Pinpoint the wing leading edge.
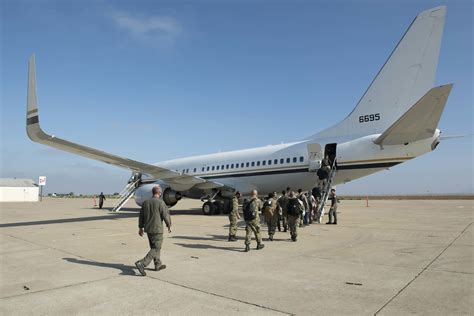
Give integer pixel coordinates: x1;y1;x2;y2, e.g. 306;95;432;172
26;55;224;192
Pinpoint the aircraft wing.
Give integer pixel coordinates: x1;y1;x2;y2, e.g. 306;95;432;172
374;84;453;146
26;55;224;192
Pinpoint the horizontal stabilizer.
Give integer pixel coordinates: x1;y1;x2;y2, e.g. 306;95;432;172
374;84;453;146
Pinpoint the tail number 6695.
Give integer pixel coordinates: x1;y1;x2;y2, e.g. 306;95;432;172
359;113;380;123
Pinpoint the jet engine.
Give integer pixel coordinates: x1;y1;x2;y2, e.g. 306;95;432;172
134;183;182;207
162;188;182;207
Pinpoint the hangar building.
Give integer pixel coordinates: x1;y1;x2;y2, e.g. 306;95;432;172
0;178;39;202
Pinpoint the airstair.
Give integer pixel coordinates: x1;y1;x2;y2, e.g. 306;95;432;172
112;177;141;212
317;159;337;219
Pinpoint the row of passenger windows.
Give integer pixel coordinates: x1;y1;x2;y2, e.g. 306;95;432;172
181;156;305;174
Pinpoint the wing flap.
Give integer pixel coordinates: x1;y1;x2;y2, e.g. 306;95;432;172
374;84;453;146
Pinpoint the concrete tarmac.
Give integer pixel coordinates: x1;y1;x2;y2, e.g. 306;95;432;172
0;198;472;315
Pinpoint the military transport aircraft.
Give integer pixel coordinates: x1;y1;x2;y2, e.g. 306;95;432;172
26;6;452;215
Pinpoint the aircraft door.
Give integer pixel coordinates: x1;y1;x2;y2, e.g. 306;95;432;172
307;143;323;172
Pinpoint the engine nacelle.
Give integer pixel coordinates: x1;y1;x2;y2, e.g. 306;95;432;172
162;188;182;207
134;183;182;207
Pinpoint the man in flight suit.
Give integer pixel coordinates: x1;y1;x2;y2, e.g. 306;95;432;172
244;190;265;252
228;191;241;241
135;185;171;276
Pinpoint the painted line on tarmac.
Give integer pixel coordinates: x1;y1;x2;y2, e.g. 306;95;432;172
374;222;473;315
148;275;293;315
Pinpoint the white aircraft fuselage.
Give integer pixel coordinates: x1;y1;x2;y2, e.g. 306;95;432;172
134;131;439;205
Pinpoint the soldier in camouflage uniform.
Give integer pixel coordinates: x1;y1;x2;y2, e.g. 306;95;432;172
287;191;302;242
262;192;279;241
228;191;241;241
244;190;265;252
277;190;289;232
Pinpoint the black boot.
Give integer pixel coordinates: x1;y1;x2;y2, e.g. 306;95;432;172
269;235;273;241
256;242;265;250
228;235;232;241
230;236;237;242
244;244;250;252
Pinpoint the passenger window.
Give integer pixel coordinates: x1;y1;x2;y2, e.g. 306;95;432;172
251;162;255;167
221;165;224;170
202;167;205;172
186;169;189;173
280;158;284;164
207;166;210;171
194;168;197;172
216;166;220;170
246;162;250;167
274;159;278;164
268;160;271;165
231;164;234;168
182;169;185;173
236;164;239;169
262;160;266;166
226;164;229;169
293;157;297;163
257;161;260;166
212;166;215;171
241;163;244;168
300;156;304;162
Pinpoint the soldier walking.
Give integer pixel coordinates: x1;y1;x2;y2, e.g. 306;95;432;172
228;191;241;241
262;192;278;241
135;185;171;276
287;191;302;242
243;190;265;252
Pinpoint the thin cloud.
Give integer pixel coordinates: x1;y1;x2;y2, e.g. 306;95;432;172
110;11;182;45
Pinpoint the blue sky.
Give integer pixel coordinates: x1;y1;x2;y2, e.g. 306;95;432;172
1;0;472;195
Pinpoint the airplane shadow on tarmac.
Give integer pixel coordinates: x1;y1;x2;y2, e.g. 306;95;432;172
173;242;243;252
0;211;138;228
63;257;138;276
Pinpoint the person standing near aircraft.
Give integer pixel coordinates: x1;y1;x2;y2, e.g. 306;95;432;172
298;189;308;227
277;190;289;232
326;188;338;225
135;185;171;276
228;191;241;241
98;192;106;209
262;192;278;241
287;191;302;242
307;191;316;224
243;190;265;252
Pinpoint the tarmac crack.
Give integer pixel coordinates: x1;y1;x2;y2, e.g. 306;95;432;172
0;275;121;300
147;276;293;315
373;222;473;315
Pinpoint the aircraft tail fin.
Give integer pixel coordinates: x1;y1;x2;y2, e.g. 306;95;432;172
374;84;452;146
312;6;447;139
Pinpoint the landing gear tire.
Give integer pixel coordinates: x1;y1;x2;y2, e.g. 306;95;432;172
212;201;222;215
202;201;215;216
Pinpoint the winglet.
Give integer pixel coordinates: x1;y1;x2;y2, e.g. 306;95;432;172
27;54;39;127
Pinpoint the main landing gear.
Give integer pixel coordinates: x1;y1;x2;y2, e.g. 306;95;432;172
201;191;232;216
